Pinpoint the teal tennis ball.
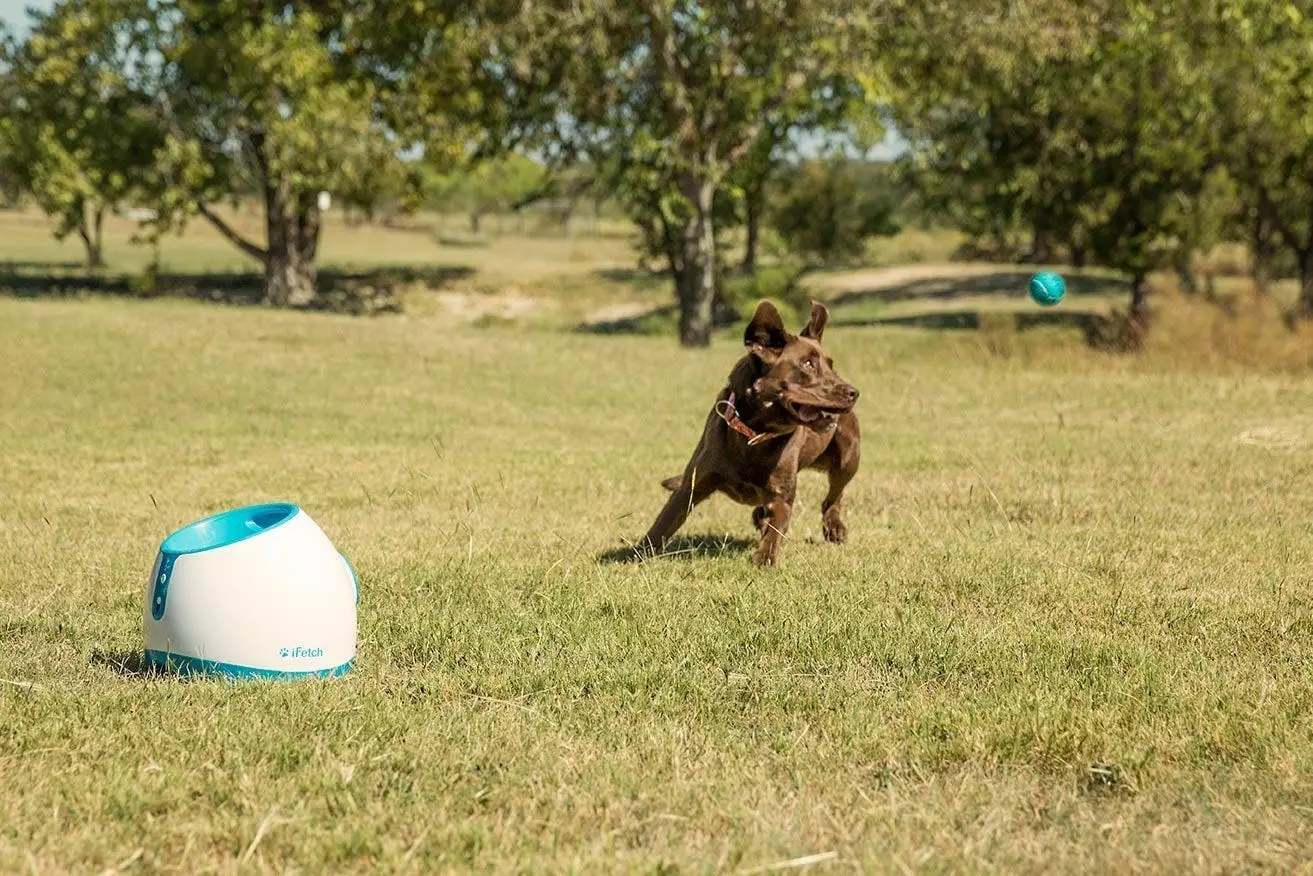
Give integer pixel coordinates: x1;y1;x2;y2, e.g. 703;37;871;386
1029;271;1066;307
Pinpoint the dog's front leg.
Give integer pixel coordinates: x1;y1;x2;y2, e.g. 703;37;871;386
751;462;799;567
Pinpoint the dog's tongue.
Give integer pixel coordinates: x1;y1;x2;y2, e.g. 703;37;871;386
795;404;821;423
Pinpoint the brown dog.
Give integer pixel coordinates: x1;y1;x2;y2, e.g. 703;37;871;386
642;299;860;566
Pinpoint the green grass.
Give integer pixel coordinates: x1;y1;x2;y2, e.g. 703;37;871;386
3;286;1313;873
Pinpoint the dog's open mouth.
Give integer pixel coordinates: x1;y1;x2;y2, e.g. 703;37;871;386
785;399;849;424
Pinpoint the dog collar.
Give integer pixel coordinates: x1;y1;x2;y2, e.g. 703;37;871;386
715;391;796;447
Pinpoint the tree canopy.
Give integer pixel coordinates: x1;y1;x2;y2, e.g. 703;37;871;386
4;0;1313;343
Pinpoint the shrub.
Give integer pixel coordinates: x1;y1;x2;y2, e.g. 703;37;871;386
721;265;810;327
771;158;903;266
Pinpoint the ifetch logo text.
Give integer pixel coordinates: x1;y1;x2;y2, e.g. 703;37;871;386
279;646;325;659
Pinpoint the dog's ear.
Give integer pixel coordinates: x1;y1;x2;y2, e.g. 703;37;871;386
800;300;829;342
744;300;789;360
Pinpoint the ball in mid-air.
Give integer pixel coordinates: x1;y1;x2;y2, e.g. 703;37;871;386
1029;271;1066;307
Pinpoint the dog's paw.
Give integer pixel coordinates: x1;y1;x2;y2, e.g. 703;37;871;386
750;547;778;567
822;517;848;544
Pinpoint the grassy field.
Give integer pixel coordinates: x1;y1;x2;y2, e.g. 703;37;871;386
3;214;1313;873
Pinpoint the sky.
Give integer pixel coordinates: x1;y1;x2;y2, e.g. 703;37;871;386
0;0;51;37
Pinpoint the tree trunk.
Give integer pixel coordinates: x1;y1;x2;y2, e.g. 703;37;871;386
77;202;105;269
1127;271;1151;347
1174;249;1197;295
1251;211;1273;297
562;197;577;238
1029;223;1052;263
1070;244;1087;269
470;211;482;234
264;181;319;308
1297;250;1313;322
741;182;763;275
677;177;717;347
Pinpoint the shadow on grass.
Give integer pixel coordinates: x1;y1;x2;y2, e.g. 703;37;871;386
853;308;1109;340
90;648;161;678
0;264;476;315
576;268;1130;337
828;270;1128;309
598;533;758;565
593;267;658;284
577;303;678;336
0;259;86;272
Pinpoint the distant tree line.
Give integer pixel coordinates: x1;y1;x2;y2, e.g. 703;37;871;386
1;0;1311;347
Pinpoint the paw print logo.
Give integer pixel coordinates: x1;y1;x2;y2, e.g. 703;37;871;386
278;648;289;657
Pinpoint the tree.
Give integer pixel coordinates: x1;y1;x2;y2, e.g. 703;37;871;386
893;0;1218;341
0;25;16;206
140;0;413;307
724;88;875;276
1069;2;1218;335
0;0;164;268
504;0;876;346
772;157;902;265
1213;0;1313;319
425;153;546;233
886;0;1102;261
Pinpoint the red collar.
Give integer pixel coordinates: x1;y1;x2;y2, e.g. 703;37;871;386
714;391;794;447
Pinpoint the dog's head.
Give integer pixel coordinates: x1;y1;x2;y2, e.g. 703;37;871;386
742;299;859;427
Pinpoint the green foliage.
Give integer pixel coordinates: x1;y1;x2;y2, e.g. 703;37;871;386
893;0;1220;334
721;265;808;326
771;159;903;266
1212;0;1313;313
0;0;165;266
423;154;547;229
500;0;880;344
150;2;403;226
1;0;503;303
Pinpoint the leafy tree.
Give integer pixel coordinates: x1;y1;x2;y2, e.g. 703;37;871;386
498;0;877;346
425;153;546;233
893;0;1218;340
0;0;164;268
1213;0;1313;318
1070;1;1218;334
141;0;412;307
0;25;16;206
723;88;874;276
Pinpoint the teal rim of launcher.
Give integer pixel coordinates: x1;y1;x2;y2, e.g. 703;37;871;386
151;502;305;622
144;650;354;681
160;502;300;556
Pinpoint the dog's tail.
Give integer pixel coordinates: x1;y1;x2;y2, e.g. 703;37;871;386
660;476;682;492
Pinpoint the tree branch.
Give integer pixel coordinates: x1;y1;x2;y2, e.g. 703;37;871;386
722;63;815;169
643;0;699;150
196;202;267;263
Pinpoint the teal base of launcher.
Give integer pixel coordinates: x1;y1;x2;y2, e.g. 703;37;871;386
144;650;354;681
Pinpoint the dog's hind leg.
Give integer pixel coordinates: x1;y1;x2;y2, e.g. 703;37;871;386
643;467;721;555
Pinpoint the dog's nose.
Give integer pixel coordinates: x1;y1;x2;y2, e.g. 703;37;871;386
846;386;860;403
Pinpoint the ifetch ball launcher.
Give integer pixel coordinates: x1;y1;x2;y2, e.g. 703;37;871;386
143;502;357;680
